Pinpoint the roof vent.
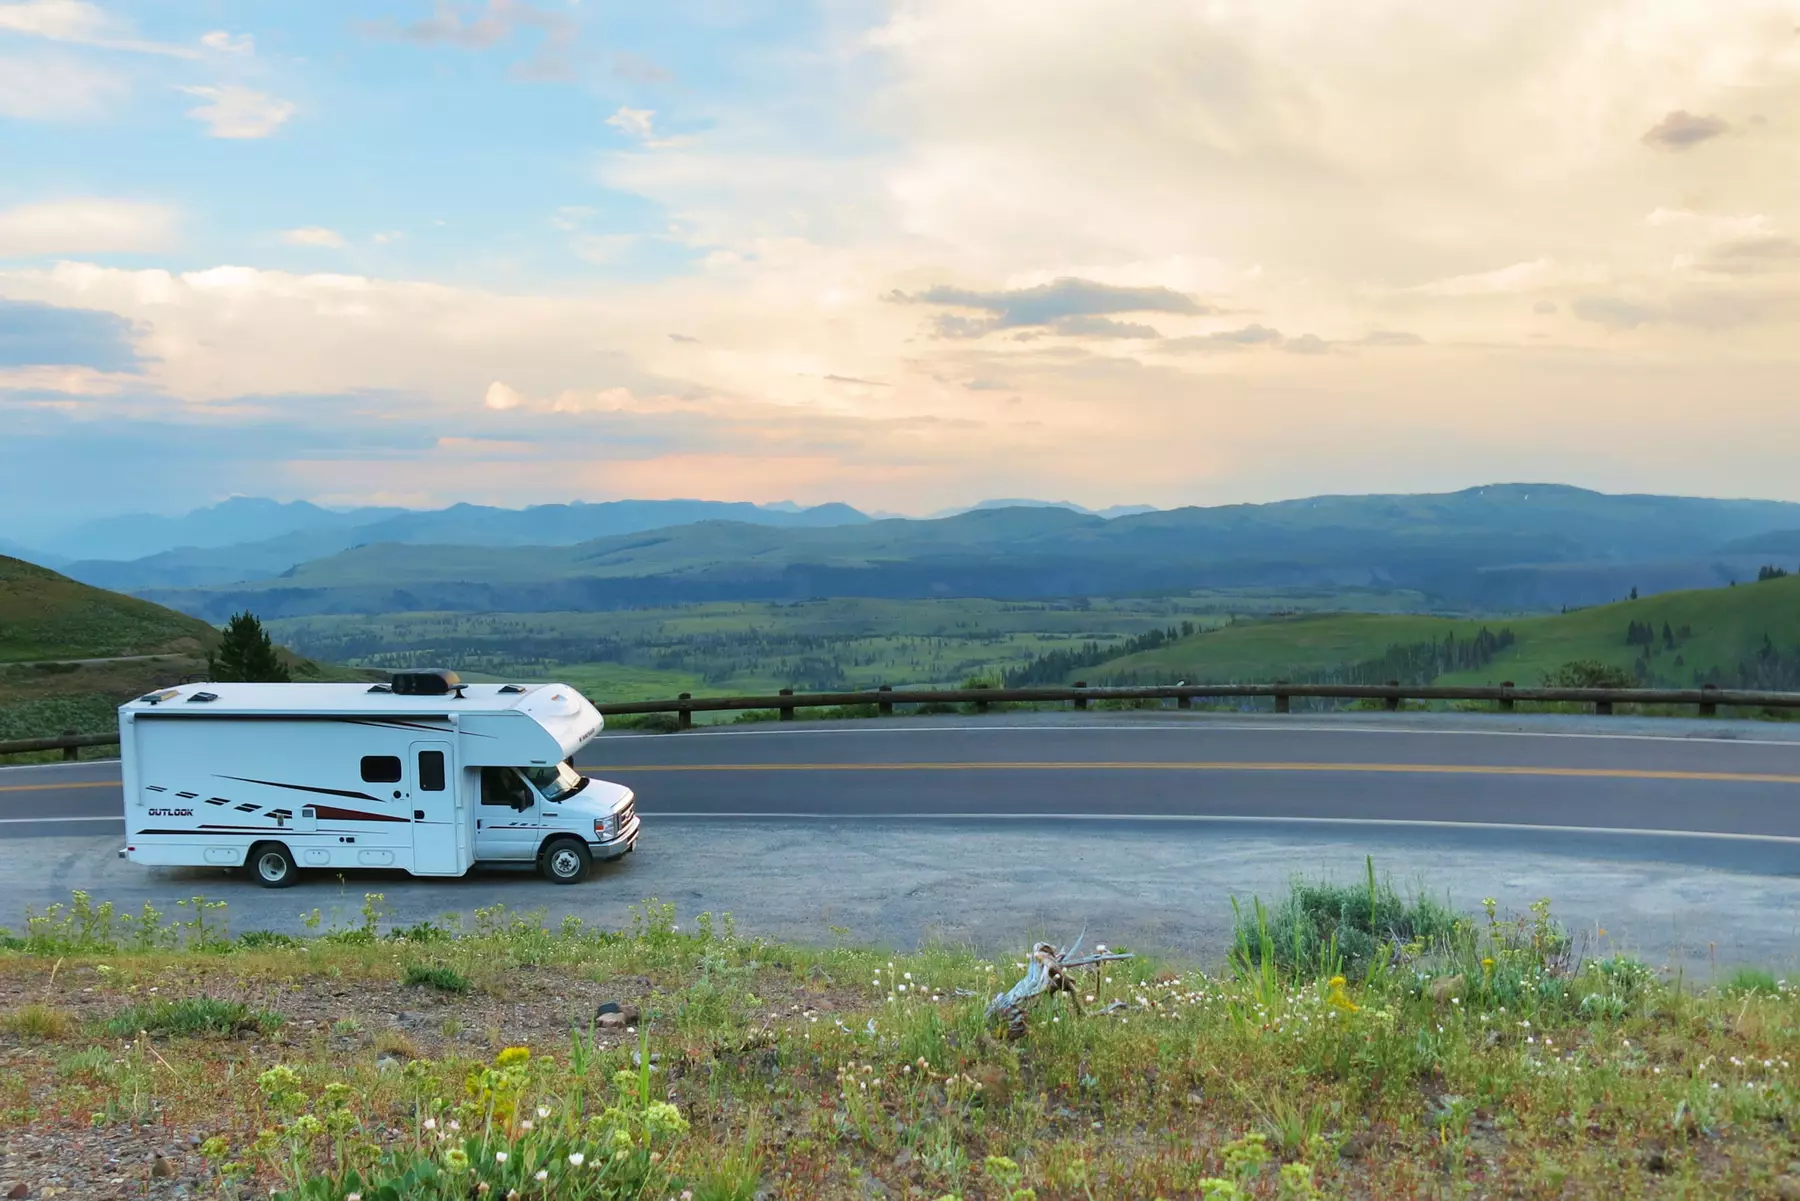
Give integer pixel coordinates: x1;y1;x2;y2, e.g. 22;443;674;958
186;691;219;703
390;669;464;697
498;684;527;694
366;683;393;694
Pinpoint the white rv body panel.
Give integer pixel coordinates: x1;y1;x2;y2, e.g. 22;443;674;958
117;682;635;880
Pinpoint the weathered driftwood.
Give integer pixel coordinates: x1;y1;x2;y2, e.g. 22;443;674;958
986;927;1135;1038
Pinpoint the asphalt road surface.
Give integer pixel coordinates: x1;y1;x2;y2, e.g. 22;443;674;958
6;713;1800;970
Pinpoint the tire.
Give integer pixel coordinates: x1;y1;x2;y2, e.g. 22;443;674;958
540;837;591;884
248;842;298;889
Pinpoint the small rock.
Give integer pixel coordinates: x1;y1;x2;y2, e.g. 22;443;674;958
595;1001;640;1029
7;1183;30;1199
891;1149;913;1169
150;1155;176;1179
376;1056;400;1074
1339;1132;1375;1160
857;1175;889;1199
1184;1090;1205;1108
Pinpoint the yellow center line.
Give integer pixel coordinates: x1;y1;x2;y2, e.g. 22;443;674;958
585;761;1800;785
13;762;1800;794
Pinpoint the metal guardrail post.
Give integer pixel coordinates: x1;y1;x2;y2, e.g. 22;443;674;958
1385;681;1401;712
877;684;893;716
676;693;693;730
1699;683;1718;718
1073;682;1088;711
1595;699;1614;716
61;728;78;761
1274;682;1291;714
1499;682;1515;712
778;688;796;721
1177;691;1191;709
973;685;990;714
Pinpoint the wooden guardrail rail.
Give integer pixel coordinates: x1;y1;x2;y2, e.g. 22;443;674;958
5;681;1795;754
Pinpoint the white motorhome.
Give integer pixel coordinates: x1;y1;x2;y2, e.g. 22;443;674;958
117;672;639;887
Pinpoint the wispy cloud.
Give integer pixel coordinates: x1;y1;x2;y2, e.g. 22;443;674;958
1641;110;1729;150
0;198;175;256
894;277;1209;339
280;227;345;249
178;85;295;139
0;51;123;119
0;0;200;57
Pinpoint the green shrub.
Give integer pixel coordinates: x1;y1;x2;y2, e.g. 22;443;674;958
103;996;281;1037
403;963;471;993
1725;966;1781;995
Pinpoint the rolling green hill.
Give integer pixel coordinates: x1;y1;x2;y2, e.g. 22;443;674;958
1083;574;1800;691
0;556;368;753
0;555;216;662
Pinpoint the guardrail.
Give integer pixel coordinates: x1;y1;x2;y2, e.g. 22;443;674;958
5;681;1796;756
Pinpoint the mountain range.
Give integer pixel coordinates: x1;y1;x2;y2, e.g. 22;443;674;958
109;484;1800;622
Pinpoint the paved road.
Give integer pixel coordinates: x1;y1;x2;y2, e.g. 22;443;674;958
14;713;1800;852
7;713;1800;969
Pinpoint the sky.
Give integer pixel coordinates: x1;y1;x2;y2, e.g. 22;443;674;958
2;0;1799;533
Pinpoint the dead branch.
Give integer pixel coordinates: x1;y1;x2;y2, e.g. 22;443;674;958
985;930;1135;1038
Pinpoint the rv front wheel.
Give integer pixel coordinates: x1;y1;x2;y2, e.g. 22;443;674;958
248;842;298;889
540;837;591;884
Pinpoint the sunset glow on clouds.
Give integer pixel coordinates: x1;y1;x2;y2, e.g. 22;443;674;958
2;0;1799;523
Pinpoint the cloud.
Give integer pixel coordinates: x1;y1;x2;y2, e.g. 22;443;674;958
0;298;140;371
822;374;891;386
199;30;254;55
1532;301;1558;314
1641;110;1729;150
0;52;124;119
667;333;699;343
1572;296;1658;329
1694;236;1800;275
894;276;1208;338
0;198;176;256
178;85;295;138
1163;323;1283;352
1359;330;1425;346
604;106;682;148
280;227;346;249
0;0;197;56
611;51;671;84
483;380;524;410
360;1;578;81
1282;334;1330;355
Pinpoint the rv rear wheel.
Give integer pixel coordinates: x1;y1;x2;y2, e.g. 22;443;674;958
540;837;591;884
248;842;298;889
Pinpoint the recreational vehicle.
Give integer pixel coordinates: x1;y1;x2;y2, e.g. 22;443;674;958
116;672;639;886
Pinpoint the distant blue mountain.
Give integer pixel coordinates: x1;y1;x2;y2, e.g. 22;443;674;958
42;497;404;562
58;497;872;591
932;498;1157;519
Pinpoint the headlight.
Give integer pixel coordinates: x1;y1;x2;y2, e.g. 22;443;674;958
594;816;617;838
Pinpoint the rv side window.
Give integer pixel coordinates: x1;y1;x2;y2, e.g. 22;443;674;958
360;755;403;783
418;751;446;792
481;767;531;808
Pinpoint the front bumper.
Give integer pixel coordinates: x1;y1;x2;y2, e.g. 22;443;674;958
589;810;641;861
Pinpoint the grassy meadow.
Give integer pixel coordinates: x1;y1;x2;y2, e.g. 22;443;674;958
1090;575;1800;693
4;878;1800;1197
266;591;1429;702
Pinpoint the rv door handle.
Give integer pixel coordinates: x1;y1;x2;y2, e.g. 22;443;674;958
393;790;403;799
413;809;425;820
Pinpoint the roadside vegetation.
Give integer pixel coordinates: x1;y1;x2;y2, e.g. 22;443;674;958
3;878;1799;1197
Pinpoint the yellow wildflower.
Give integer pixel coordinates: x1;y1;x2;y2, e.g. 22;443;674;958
1326;975;1360;1012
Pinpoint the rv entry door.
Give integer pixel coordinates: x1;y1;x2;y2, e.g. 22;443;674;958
408;741;462;874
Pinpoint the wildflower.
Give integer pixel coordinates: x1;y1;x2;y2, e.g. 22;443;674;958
477;1185;490;1195
424;1118;437;1131
1326;976;1360;1013
446;1148;470;1170
519;1121;533;1131
569;1153;585;1167
495;1151;509;1163
537;1106;551;1119
535;1170;548;1183
348;1195;362;1200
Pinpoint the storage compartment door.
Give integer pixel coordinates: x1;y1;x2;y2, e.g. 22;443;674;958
408;741;466;875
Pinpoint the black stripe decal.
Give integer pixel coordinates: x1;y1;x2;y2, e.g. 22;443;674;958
219;775;383;802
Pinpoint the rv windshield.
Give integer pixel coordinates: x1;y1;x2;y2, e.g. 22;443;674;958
520;761;588;802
